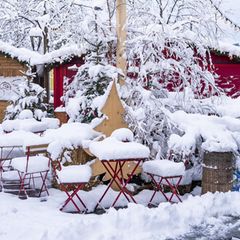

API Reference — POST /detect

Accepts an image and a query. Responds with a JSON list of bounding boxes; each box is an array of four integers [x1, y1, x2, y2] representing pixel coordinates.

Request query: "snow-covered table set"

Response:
[[0, 130, 52, 193], [0, 125, 187, 213], [89, 134, 150, 209]]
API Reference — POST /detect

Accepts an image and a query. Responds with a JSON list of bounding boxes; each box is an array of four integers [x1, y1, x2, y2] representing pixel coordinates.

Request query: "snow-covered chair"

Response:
[[52, 159, 92, 213], [11, 143, 50, 198], [142, 159, 185, 204]]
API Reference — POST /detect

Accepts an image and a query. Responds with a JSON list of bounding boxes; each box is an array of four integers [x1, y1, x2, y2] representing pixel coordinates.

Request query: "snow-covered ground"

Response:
[[0, 189, 240, 240], [1, 95, 240, 239]]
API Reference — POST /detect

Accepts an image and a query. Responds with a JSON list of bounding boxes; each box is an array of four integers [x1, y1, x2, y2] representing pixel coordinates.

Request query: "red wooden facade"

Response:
[[211, 52, 240, 98], [53, 57, 84, 109], [53, 52, 240, 109]]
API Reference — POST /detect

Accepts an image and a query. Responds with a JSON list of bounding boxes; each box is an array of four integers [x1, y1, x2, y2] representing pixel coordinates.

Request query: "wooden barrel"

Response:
[[202, 151, 234, 194]]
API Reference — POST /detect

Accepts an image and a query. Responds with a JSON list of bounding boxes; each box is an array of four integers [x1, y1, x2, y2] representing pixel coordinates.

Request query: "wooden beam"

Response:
[[116, 0, 127, 85]]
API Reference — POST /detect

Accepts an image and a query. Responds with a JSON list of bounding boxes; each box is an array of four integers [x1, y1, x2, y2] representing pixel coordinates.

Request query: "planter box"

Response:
[[202, 151, 234, 194]]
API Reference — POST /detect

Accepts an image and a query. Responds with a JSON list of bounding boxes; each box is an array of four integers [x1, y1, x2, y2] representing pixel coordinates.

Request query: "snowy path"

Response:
[[1, 189, 240, 240]]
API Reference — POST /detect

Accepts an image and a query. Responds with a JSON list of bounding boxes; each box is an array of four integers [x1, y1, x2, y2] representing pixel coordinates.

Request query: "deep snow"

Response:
[[0, 190, 240, 240]]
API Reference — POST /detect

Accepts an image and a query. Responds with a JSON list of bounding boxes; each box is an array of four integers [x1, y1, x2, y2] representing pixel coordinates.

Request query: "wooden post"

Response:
[[116, 0, 127, 85]]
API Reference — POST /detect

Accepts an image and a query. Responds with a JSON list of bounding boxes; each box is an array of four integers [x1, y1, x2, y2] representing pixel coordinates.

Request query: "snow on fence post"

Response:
[[202, 151, 234, 194], [54, 107, 68, 126]]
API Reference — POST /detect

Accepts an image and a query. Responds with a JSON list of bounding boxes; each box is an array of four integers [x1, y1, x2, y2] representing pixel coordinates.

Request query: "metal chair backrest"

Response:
[[25, 143, 49, 172]]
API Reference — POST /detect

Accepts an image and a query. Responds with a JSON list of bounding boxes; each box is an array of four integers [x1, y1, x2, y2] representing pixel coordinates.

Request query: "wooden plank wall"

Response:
[[0, 100, 9, 122], [0, 54, 26, 77]]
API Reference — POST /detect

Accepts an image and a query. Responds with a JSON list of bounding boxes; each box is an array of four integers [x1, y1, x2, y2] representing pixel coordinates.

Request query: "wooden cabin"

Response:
[[0, 53, 26, 77], [0, 52, 27, 121]]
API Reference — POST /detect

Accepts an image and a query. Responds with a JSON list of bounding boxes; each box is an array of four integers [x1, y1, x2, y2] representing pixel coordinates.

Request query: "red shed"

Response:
[[53, 57, 84, 109], [53, 51, 240, 109], [211, 51, 240, 97]]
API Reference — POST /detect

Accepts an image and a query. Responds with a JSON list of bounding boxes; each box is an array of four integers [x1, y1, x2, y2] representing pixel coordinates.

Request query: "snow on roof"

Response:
[[213, 41, 240, 58], [45, 123, 101, 160], [211, 0, 240, 57], [0, 40, 85, 66]]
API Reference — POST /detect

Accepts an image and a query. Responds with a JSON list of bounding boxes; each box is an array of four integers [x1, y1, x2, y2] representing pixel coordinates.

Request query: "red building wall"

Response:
[[53, 52, 240, 109], [53, 57, 84, 109], [211, 52, 240, 98]]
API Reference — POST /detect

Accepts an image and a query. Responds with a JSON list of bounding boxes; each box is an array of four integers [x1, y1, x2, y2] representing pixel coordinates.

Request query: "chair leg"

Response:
[[60, 183, 87, 213], [18, 172, 28, 199], [38, 171, 49, 197], [147, 174, 182, 205]]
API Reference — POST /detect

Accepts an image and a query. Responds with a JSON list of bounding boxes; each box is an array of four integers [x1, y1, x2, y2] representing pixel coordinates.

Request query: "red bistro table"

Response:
[[96, 158, 145, 209]]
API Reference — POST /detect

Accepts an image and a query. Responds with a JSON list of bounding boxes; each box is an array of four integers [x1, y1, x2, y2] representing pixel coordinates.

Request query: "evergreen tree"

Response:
[[63, 40, 121, 123], [4, 68, 47, 120]]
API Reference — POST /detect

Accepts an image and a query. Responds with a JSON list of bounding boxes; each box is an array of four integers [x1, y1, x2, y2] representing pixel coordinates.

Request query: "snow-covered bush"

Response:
[[63, 41, 121, 123], [4, 69, 47, 120]]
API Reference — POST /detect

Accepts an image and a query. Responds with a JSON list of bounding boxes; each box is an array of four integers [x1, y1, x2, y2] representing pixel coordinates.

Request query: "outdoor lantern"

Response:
[[29, 27, 43, 51]]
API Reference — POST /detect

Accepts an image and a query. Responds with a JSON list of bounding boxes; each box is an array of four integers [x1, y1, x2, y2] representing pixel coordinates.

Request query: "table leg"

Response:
[[148, 175, 182, 204], [112, 160, 141, 206], [60, 183, 87, 213], [164, 176, 182, 202], [97, 160, 142, 209]]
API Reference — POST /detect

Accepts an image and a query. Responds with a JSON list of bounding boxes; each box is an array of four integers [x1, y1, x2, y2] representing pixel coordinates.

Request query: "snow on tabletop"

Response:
[[143, 160, 185, 177], [111, 128, 134, 142], [89, 137, 150, 160], [2, 119, 48, 133], [11, 156, 49, 173], [0, 130, 49, 148], [45, 123, 101, 160], [57, 165, 92, 184]]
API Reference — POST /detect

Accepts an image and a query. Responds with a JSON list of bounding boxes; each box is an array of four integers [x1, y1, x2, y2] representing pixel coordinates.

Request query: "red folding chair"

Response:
[[143, 159, 185, 205], [0, 145, 24, 192], [52, 160, 92, 213], [11, 144, 50, 198]]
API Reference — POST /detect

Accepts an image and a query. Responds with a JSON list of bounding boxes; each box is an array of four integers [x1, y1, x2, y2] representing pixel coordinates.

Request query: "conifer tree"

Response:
[[5, 68, 47, 120], [63, 40, 120, 123]]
